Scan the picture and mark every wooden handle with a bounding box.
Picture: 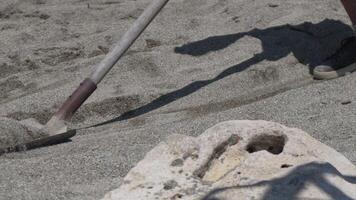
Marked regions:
[90,0,170,84]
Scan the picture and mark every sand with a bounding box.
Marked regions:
[0,0,355,199]
[0,117,33,151]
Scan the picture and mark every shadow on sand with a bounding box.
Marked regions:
[92,19,353,127]
[201,162,356,200]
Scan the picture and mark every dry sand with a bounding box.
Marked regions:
[0,0,355,199]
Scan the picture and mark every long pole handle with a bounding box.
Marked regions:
[90,0,170,84]
[48,0,170,130]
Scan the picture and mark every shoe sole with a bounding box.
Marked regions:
[313,62,356,80]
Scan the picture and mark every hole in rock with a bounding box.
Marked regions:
[171,193,183,199]
[281,164,293,168]
[246,134,286,155]
[193,134,241,179]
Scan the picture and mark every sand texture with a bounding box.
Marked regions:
[0,0,355,199]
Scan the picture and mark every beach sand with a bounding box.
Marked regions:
[0,0,355,199]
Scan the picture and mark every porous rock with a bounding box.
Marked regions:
[101,120,356,200]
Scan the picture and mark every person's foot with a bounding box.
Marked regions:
[313,36,356,79]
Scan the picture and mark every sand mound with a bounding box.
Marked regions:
[0,117,47,151]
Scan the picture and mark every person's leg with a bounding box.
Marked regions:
[313,0,356,79]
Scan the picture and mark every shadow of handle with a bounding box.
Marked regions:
[175,32,249,56]
[91,54,265,128]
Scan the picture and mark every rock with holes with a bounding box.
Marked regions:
[101,120,356,200]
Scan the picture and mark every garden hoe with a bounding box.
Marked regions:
[1,0,170,154]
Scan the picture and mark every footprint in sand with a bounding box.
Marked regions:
[0,76,25,99]
[34,46,84,66]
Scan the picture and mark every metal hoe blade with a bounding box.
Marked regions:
[0,130,76,155]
